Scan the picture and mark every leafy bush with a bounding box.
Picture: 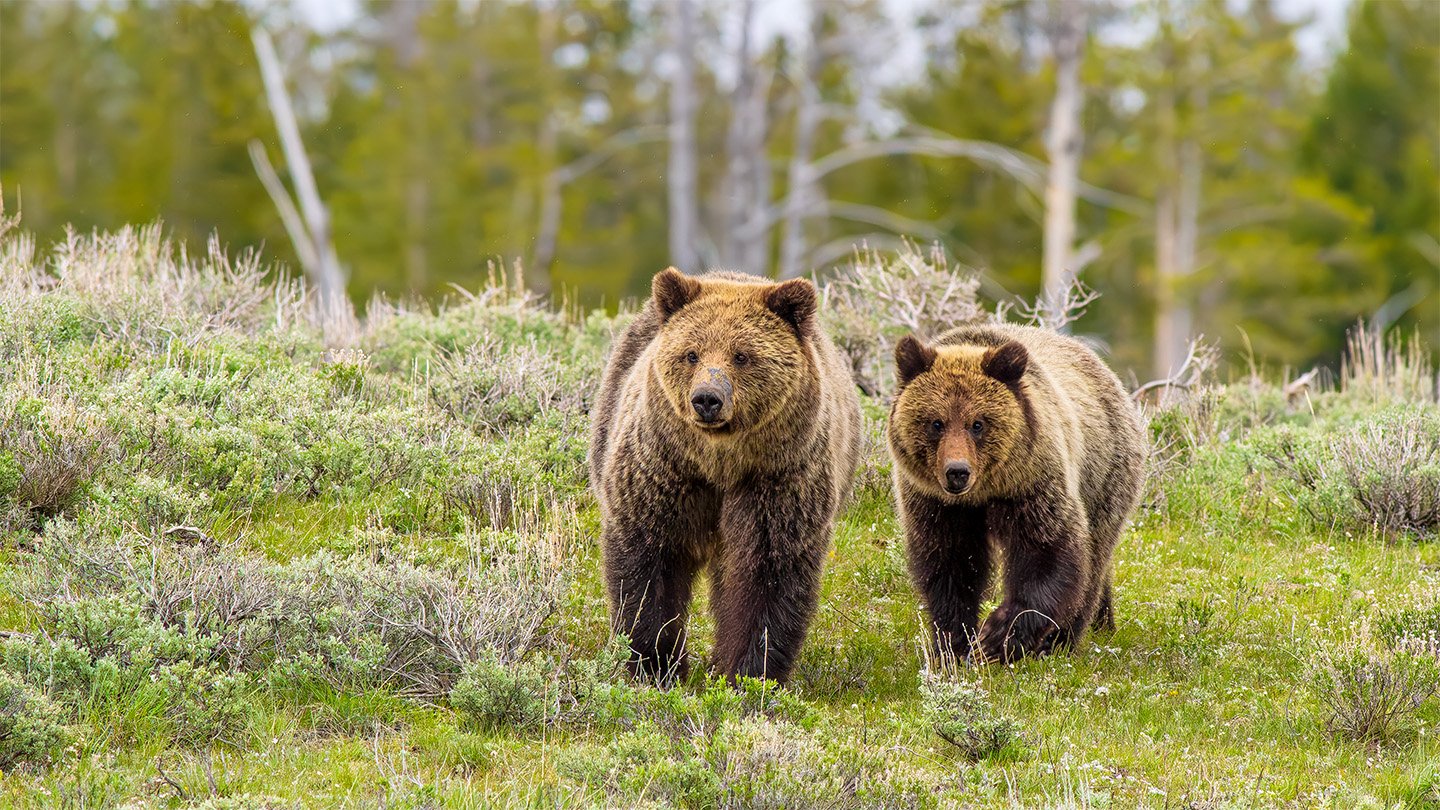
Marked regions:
[919,671,1029,762]
[561,714,940,810]
[1262,407,1440,539]
[450,653,550,731]
[6,519,569,701]
[154,661,256,748]
[0,670,71,769]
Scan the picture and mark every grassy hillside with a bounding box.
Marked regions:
[1,226,1438,808]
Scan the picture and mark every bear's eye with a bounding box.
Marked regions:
[685,351,699,365]
[733,352,749,366]
[929,419,944,434]
[971,420,984,435]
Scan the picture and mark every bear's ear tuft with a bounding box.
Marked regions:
[982,341,1028,385]
[652,267,701,322]
[764,278,817,335]
[895,335,937,385]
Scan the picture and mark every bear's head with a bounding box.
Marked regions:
[888,334,1029,500]
[648,267,817,437]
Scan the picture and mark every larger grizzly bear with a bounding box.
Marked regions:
[590,267,862,684]
[887,323,1145,664]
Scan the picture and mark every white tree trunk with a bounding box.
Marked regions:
[529,1,560,294]
[779,13,824,280]
[667,0,701,272]
[250,27,349,319]
[1154,35,1206,378]
[721,0,771,276]
[1040,0,1087,330]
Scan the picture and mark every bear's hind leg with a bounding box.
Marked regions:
[1091,579,1115,633]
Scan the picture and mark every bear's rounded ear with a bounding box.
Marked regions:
[764,278,817,335]
[982,341,1028,385]
[652,267,701,322]
[895,335,937,386]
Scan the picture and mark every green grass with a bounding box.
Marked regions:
[1,227,1437,808]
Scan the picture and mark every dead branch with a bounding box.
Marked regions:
[1133,337,1218,401]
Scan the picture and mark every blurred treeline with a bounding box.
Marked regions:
[1,0,1436,376]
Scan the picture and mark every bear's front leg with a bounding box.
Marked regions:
[898,486,991,664]
[712,476,834,683]
[601,481,715,686]
[975,487,1090,664]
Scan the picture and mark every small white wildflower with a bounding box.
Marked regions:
[1094,685,1110,697]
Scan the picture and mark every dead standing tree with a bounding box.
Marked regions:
[719,0,773,277]
[248,27,353,337]
[667,0,702,273]
[1040,0,1090,330]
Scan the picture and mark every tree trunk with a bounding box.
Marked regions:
[1040,0,1086,330]
[779,12,824,280]
[1154,26,1206,378]
[720,0,772,276]
[667,0,701,272]
[528,1,559,294]
[250,27,349,319]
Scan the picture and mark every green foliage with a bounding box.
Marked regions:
[0,670,71,770]
[450,653,550,732]
[1304,0,1440,347]
[5,0,1435,376]
[919,672,1029,763]
[1258,406,1440,539]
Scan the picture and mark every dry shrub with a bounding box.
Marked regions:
[1332,410,1440,537]
[1266,408,1440,540]
[12,514,574,699]
[1310,622,1439,745]
[428,337,592,434]
[1341,321,1437,405]
[46,226,275,346]
[0,356,114,529]
[822,242,987,395]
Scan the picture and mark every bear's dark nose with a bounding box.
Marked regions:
[691,390,724,423]
[944,461,972,493]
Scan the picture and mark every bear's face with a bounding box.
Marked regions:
[888,335,1029,501]
[648,268,817,436]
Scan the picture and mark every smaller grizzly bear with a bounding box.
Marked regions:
[887,323,1145,664]
[590,267,861,684]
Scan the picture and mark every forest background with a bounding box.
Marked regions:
[1,0,1436,377]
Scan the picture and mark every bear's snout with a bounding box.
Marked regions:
[691,389,725,422]
[943,460,972,494]
[690,367,733,426]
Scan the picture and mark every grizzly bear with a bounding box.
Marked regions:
[887,323,1146,664]
[590,267,862,684]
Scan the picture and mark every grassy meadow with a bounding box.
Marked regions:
[1,225,1438,808]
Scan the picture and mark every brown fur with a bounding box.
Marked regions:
[590,267,862,684]
[888,323,1146,664]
